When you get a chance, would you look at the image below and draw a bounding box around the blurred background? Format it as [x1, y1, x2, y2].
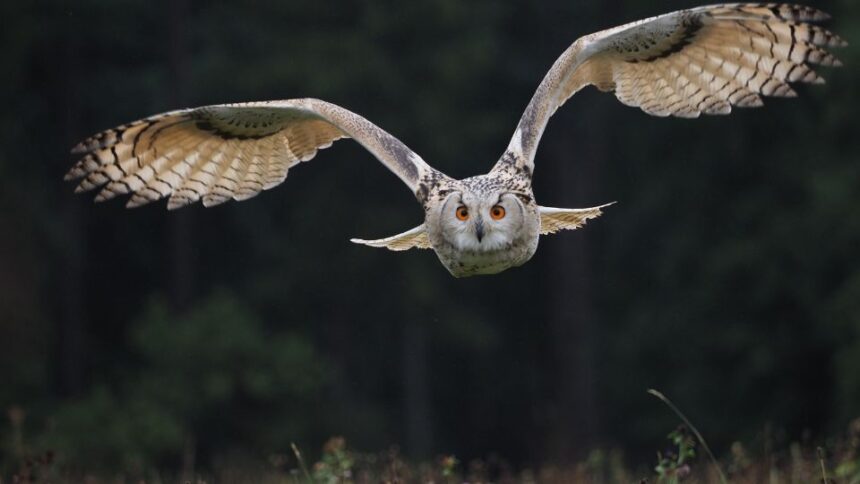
[1, 0, 858, 476]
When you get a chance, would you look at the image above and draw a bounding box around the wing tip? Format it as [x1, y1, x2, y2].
[73, 183, 92, 194]
[166, 197, 191, 211]
[125, 196, 149, 209]
[202, 195, 231, 208]
[814, 9, 832, 23]
[772, 5, 832, 23]
[349, 237, 417, 251]
[598, 201, 617, 210]
[350, 238, 383, 249]
[63, 170, 82, 182]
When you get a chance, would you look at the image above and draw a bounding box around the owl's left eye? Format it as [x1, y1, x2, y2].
[490, 205, 506, 220]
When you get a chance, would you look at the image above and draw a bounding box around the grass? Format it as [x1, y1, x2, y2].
[647, 389, 726, 484]
[5, 391, 860, 483]
[7, 429, 860, 483]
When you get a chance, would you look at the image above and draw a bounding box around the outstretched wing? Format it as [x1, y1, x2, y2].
[502, 3, 846, 173]
[67, 98, 439, 209]
[350, 224, 432, 251]
[539, 203, 614, 235]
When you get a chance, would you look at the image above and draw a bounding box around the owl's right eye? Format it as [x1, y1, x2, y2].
[455, 206, 469, 221]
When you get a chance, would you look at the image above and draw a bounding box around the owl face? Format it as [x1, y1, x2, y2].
[440, 191, 524, 251]
[426, 187, 540, 277]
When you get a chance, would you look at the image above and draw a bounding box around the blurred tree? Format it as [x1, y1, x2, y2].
[533, 0, 619, 460]
[166, 0, 196, 312]
[57, 0, 87, 399]
[41, 290, 327, 471]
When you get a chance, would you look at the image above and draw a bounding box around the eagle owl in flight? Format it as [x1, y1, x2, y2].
[67, 4, 844, 277]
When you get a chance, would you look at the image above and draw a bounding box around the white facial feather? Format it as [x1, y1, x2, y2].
[441, 193, 515, 250]
[427, 189, 540, 277]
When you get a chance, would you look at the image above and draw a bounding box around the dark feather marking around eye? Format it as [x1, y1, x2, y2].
[513, 193, 533, 204]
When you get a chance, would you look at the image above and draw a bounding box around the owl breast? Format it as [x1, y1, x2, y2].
[436, 240, 538, 277]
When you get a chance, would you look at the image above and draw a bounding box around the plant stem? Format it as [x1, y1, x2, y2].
[291, 442, 314, 484]
[647, 389, 728, 484]
[817, 446, 829, 483]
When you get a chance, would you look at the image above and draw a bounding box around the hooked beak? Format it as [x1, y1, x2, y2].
[475, 217, 485, 242]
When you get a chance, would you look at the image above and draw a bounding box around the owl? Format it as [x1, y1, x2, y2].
[66, 4, 844, 277]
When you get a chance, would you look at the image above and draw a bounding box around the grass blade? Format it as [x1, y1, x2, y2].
[647, 388, 728, 484]
[817, 446, 830, 483]
[291, 442, 313, 484]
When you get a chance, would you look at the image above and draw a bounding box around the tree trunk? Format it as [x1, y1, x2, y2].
[538, 0, 615, 462]
[167, 0, 196, 477]
[403, 317, 432, 458]
[544, 106, 607, 461]
[57, 8, 87, 397]
[167, 0, 194, 311]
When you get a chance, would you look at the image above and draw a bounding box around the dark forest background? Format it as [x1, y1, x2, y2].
[1, 0, 859, 475]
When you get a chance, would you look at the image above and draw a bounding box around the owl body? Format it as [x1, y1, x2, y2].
[66, 4, 843, 277]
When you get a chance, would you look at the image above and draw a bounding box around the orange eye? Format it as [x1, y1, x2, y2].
[490, 205, 506, 220]
[456, 206, 469, 221]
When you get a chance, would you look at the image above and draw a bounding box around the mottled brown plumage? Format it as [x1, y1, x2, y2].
[67, 3, 843, 277]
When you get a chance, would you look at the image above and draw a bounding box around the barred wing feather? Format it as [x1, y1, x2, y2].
[67, 98, 435, 209]
[507, 3, 846, 171]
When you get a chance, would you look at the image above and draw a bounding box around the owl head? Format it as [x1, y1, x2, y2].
[422, 184, 540, 276]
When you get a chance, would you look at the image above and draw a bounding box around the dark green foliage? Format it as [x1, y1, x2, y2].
[36, 292, 326, 470]
[654, 426, 696, 483]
